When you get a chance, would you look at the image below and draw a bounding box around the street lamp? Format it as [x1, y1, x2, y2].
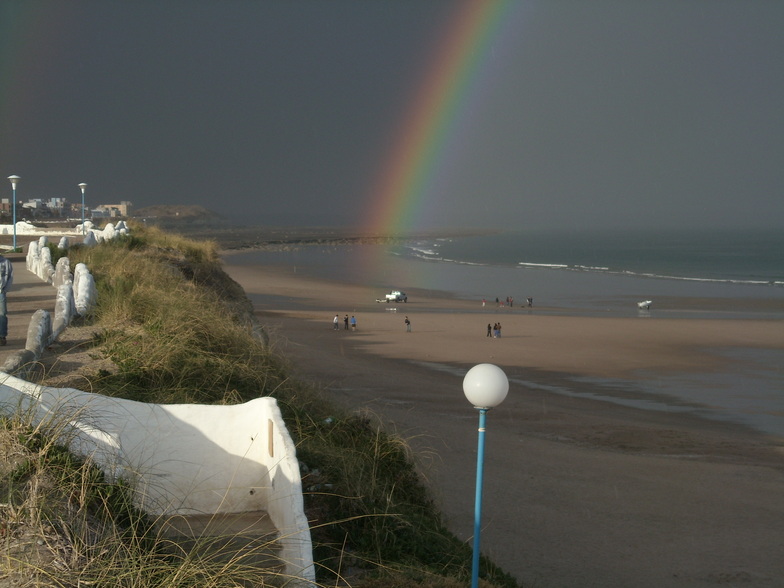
[7, 176, 20, 251]
[463, 363, 509, 588]
[78, 183, 87, 235]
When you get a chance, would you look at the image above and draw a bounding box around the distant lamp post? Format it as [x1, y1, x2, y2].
[7, 176, 20, 251]
[78, 183, 87, 235]
[463, 363, 509, 588]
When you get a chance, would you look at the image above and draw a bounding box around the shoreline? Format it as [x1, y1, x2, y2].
[221, 237, 784, 322]
[223, 256, 784, 587]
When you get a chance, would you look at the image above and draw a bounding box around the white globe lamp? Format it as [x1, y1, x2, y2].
[463, 363, 509, 409]
[462, 363, 508, 588]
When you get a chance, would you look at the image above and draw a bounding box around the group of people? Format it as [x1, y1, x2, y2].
[487, 322, 502, 338]
[481, 296, 533, 308]
[332, 313, 412, 333]
[333, 314, 357, 331]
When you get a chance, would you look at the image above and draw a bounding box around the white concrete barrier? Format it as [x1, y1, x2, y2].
[0, 374, 315, 584]
[25, 309, 52, 353]
[53, 257, 71, 289]
[25, 240, 37, 270]
[0, 221, 52, 236]
[73, 263, 97, 317]
[25, 240, 56, 283]
[52, 283, 76, 339]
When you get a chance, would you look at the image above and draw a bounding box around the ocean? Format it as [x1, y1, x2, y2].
[225, 227, 784, 437]
[229, 227, 784, 319]
[390, 227, 784, 317]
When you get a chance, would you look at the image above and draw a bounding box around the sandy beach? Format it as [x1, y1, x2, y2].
[223, 260, 784, 587]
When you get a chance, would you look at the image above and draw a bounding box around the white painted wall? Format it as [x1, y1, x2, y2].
[0, 221, 79, 236]
[0, 376, 314, 583]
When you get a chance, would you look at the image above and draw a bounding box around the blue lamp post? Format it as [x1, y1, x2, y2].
[7, 176, 20, 251]
[463, 363, 509, 588]
[78, 183, 87, 235]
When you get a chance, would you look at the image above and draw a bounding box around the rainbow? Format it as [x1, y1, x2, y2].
[363, 0, 519, 236]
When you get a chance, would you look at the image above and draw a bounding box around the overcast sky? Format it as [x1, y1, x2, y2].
[1, 1, 782, 232]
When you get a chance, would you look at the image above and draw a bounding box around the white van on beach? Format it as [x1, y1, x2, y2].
[385, 291, 407, 302]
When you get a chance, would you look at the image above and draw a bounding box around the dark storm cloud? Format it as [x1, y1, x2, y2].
[1, 1, 782, 231]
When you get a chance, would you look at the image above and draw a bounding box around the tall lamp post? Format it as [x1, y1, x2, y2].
[78, 183, 87, 235]
[7, 176, 20, 251]
[463, 363, 509, 588]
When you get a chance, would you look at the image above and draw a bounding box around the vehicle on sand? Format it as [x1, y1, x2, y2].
[385, 291, 407, 303]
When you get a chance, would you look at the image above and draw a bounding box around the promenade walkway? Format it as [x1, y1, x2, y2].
[0, 251, 57, 368]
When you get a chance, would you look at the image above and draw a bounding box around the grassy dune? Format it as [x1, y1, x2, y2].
[1, 225, 520, 587]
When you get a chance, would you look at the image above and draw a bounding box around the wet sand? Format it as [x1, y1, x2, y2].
[224, 260, 784, 587]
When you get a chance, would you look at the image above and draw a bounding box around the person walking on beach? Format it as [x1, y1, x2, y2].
[344, 315, 349, 330]
[405, 316, 411, 332]
[487, 323, 492, 337]
[0, 253, 13, 346]
[333, 314, 339, 330]
[350, 315, 357, 331]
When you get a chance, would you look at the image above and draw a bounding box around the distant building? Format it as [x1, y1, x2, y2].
[1, 197, 132, 220]
[46, 197, 69, 214]
[94, 201, 133, 218]
[69, 202, 84, 218]
[22, 199, 47, 211]
[2, 197, 70, 218]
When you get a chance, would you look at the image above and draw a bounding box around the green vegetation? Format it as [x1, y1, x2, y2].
[2, 225, 520, 587]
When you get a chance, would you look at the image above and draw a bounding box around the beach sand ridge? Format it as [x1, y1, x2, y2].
[224, 260, 784, 587]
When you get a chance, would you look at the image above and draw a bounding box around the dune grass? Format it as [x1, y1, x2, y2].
[1, 410, 297, 587]
[2, 224, 521, 587]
